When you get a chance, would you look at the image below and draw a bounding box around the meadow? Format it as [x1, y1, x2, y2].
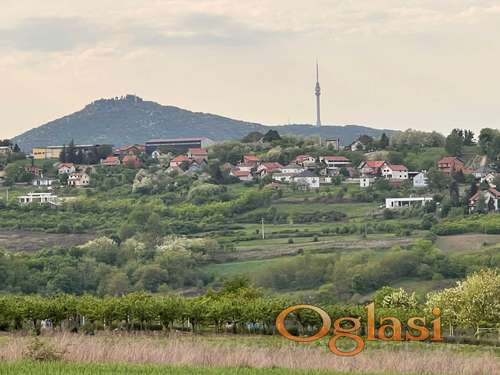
[0, 333, 498, 375]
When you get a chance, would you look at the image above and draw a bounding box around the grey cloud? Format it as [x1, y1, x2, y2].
[132, 12, 281, 47]
[0, 17, 101, 52]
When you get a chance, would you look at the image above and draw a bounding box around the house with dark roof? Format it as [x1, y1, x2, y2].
[292, 170, 320, 189]
[320, 155, 351, 170]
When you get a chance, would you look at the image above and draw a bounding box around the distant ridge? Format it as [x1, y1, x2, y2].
[13, 95, 397, 152]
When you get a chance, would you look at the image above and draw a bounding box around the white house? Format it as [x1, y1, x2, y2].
[68, 172, 90, 187]
[349, 140, 366, 152]
[325, 138, 341, 150]
[385, 197, 433, 209]
[18, 192, 60, 206]
[483, 172, 497, 187]
[360, 177, 375, 188]
[293, 155, 316, 167]
[273, 173, 297, 183]
[382, 164, 409, 180]
[280, 164, 305, 174]
[469, 188, 500, 212]
[57, 163, 76, 175]
[0, 146, 12, 155]
[320, 156, 351, 170]
[412, 172, 428, 188]
[292, 170, 320, 189]
[32, 177, 56, 187]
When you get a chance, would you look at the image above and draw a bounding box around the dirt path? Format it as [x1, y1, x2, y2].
[0, 230, 95, 252]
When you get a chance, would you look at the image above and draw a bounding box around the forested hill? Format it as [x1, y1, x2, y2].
[13, 95, 396, 151]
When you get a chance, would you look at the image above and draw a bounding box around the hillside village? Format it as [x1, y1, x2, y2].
[1, 128, 499, 213]
[0, 127, 499, 302]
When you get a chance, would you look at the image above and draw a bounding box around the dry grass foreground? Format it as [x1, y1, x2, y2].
[0, 333, 498, 375]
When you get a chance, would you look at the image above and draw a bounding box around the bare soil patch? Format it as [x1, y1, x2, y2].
[0, 230, 95, 252]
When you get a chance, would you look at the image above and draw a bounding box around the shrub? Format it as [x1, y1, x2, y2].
[24, 338, 64, 362]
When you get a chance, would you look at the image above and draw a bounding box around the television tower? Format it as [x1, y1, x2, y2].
[315, 61, 321, 127]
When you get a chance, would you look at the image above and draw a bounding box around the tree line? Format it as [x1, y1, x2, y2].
[0, 269, 496, 339]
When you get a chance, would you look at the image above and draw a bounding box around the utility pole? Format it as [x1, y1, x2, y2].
[261, 218, 265, 240]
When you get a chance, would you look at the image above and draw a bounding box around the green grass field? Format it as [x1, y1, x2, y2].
[0, 362, 409, 375]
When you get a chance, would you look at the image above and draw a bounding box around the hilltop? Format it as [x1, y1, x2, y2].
[12, 95, 396, 151]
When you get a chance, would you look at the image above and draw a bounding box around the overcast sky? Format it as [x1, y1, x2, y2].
[1, 0, 500, 139]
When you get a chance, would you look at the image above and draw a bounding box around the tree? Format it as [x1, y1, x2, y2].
[463, 130, 475, 146]
[379, 133, 390, 149]
[262, 130, 281, 142]
[427, 168, 452, 191]
[449, 181, 460, 207]
[445, 129, 464, 156]
[242, 132, 264, 143]
[426, 269, 500, 332]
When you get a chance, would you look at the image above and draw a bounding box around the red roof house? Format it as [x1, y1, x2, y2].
[256, 162, 283, 177]
[437, 157, 470, 176]
[170, 155, 191, 168]
[187, 148, 208, 157]
[123, 155, 141, 168]
[243, 155, 260, 165]
[358, 160, 388, 176]
[101, 156, 121, 166]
